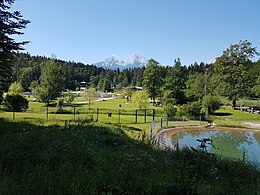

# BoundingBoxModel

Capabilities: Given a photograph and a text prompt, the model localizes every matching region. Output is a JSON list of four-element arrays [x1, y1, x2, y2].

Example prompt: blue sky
[[12, 0, 260, 66]]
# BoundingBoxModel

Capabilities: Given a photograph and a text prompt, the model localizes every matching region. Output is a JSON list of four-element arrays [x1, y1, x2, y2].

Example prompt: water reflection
[[171, 130, 260, 164]]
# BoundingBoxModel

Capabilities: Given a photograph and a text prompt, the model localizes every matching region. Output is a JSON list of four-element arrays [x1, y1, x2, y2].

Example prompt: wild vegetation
[[0, 119, 259, 194]]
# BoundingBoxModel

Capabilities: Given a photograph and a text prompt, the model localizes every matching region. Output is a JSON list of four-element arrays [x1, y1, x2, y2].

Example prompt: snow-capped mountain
[[94, 54, 148, 70]]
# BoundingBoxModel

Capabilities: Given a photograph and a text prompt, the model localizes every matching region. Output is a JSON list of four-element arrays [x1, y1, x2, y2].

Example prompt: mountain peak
[[94, 54, 147, 70], [127, 54, 147, 65]]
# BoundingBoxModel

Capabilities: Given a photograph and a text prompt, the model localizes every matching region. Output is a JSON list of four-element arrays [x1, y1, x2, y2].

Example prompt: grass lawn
[[211, 106, 260, 128], [91, 99, 135, 110], [0, 118, 259, 194]]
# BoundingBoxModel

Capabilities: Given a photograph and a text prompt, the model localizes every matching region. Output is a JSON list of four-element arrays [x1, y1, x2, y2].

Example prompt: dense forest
[[11, 52, 212, 91], [11, 53, 145, 92]]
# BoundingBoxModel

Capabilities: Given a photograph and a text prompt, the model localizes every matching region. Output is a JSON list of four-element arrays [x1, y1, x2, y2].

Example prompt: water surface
[[171, 130, 260, 164]]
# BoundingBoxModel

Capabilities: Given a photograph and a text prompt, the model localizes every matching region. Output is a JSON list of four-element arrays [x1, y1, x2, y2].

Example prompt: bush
[[132, 90, 149, 109], [180, 101, 202, 116], [164, 104, 177, 117], [202, 95, 222, 114], [3, 94, 29, 112]]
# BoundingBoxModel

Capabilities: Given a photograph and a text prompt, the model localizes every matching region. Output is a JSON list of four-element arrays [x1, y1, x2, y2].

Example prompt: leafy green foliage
[[164, 104, 177, 117], [202, 95, 222, 114], [185, 73, 205, 101], [82, 88, 97, 109], [132, 90, 149, 109], [180, 101, 202, 116], [164, 58, 188, 104], [143, 59, 165, 105], [213, 40, 259, 108], [7, 81, 24, 95], [3, 94, 28, 112], [161, 89, 176, 106], [64, 90, 75, 105], [32, 60, 65, 104]]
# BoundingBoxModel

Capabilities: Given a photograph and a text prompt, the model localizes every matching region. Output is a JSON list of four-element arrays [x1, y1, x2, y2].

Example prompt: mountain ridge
[[93, 54, 148, 70]]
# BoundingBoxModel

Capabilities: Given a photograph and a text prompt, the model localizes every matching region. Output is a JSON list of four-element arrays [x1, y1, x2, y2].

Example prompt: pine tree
[[0, 0, 30, 92]]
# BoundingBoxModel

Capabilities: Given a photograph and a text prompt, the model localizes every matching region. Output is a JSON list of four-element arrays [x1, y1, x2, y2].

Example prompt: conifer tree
[[0, 0, 30, 92]]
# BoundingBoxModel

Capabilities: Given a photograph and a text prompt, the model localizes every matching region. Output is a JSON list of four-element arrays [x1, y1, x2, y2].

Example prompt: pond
[[171, 129, 260, 165]]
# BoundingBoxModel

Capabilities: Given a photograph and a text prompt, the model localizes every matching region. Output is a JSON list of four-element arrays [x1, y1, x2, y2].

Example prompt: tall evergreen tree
[[0, 0, 30, 92]]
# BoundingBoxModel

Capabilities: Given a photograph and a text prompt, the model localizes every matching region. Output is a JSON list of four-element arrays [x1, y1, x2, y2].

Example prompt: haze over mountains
[[94, 54, 148, 70]]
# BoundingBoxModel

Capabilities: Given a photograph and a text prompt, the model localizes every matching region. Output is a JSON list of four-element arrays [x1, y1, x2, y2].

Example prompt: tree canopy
[[164, 58, 188, 104], [213, 40, 259, 108], [143, 59, 165, 105], [32, 60, 65, 104]]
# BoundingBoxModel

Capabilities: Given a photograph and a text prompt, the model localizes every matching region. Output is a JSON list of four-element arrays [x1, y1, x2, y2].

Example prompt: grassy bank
[[211, 106, 260, 128], [0, 119, 259, 194]]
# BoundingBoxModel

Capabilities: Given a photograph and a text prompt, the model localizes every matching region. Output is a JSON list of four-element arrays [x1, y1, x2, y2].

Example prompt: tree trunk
[[232, 99, 236, 109]]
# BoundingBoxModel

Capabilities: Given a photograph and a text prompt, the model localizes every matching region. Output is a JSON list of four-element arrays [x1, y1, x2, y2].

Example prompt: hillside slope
[[0, 119, 259, 194]]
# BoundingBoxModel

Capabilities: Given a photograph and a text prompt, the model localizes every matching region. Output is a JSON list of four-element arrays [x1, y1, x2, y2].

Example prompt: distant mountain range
[[93, 54, 148, 70]]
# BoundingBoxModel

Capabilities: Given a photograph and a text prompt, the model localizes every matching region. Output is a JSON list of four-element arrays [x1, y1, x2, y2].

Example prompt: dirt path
[[242, 122, 260, 128]]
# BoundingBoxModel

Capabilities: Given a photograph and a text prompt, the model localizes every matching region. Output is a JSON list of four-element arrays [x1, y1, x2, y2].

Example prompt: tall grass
[[0, 119, 259, 194]]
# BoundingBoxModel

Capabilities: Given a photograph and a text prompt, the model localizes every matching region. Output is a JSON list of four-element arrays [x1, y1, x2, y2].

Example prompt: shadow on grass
[[0, 118, 47, 135], [211, 112, 232, 116], [0, 118, 259, 194], [116, 124, 142, 132]]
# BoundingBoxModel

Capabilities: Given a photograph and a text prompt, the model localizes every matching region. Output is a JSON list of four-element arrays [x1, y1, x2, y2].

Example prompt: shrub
[[164, 104, 177, 117], [3, 94, 29, 112], [202, 95, 222, 114], [180, 101, 202, 116]]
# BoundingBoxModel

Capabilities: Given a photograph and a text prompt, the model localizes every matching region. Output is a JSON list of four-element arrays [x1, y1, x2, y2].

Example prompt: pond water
[[171, 130, 260, 165]]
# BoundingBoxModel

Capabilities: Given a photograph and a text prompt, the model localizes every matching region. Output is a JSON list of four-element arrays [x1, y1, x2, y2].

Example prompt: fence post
[[46, 105, 48, 120], [12, 111, 15, 120], [135, 110, 138, 123], [118, 109, 120, 124], [144, 109, 146, 123], [160, 118, 163, 128], [96, 108, 99, 122], [152, 109, 155, 121], [166, 117, 168, 127], [150, 121, 154, 142], [73, 106, 76, 121]]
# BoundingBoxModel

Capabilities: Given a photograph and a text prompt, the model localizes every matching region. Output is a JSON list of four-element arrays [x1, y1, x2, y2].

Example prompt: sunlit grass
[[210, 106, 260, 128]]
